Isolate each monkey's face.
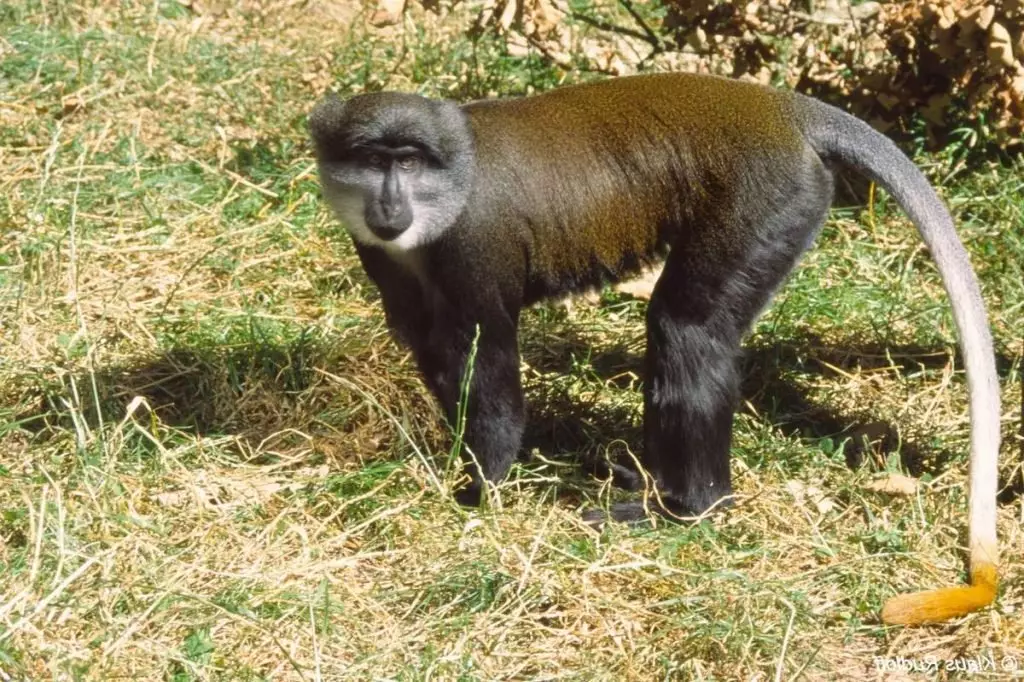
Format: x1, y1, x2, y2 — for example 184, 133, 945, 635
317, 144, 456, 251
309, 92, 475, 252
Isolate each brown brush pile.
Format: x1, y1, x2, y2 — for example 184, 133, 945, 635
462, 0, 1024, 149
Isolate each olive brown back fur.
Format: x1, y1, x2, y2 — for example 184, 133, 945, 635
459, 75, 809, 303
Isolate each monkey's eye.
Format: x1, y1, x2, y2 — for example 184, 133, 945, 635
397, 155, 422, 172
365, 153, 386, 169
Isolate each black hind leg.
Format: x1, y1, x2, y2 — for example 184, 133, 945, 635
646, 298, 738, 515
600, 157, 834, 524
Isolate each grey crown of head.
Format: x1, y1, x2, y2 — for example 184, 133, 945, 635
309, 91, 473, 166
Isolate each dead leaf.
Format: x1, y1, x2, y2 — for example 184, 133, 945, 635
864, 473, 919, 496
786, 480, 836, 514
988, 22, 1016, 68
370, 0, 404, 27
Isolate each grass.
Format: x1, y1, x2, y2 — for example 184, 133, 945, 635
0, 1, 1022, 679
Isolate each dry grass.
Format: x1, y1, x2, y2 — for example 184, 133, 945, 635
0, 1, 1022, 679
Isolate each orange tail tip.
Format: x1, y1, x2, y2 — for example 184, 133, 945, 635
881, 563, 997, 626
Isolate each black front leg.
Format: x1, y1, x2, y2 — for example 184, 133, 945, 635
416, 313, 525, 505
353, 242, 430, 348
353, 242, 525, 505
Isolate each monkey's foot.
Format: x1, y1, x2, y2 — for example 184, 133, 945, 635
453, 484, 482, 507
587, 460, 645, 491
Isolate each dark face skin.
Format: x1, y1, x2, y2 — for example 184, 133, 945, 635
354, 143, 425, 240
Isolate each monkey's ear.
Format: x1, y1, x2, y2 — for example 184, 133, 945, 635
431, 98, 474, 164
308, 93, 348, 147
433, 98, 466, 123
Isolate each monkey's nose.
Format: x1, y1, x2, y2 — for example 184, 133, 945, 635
380, 200, 402, 220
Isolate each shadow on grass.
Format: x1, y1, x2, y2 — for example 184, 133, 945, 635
522, 329, 1022, 503
23, 334, 440, 467
28, 326, 1021, 502
31, 344, 317, 435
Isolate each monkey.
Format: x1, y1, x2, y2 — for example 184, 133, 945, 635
308, 73, 1000, 626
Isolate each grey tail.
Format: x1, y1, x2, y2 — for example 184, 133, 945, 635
794, 94, 1000, 574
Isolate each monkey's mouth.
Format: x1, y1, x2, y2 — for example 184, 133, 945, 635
365, 203, 413, 241
366, 219, 411, 241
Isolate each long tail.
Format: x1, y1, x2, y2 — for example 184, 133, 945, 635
794, 95, 1000, 625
